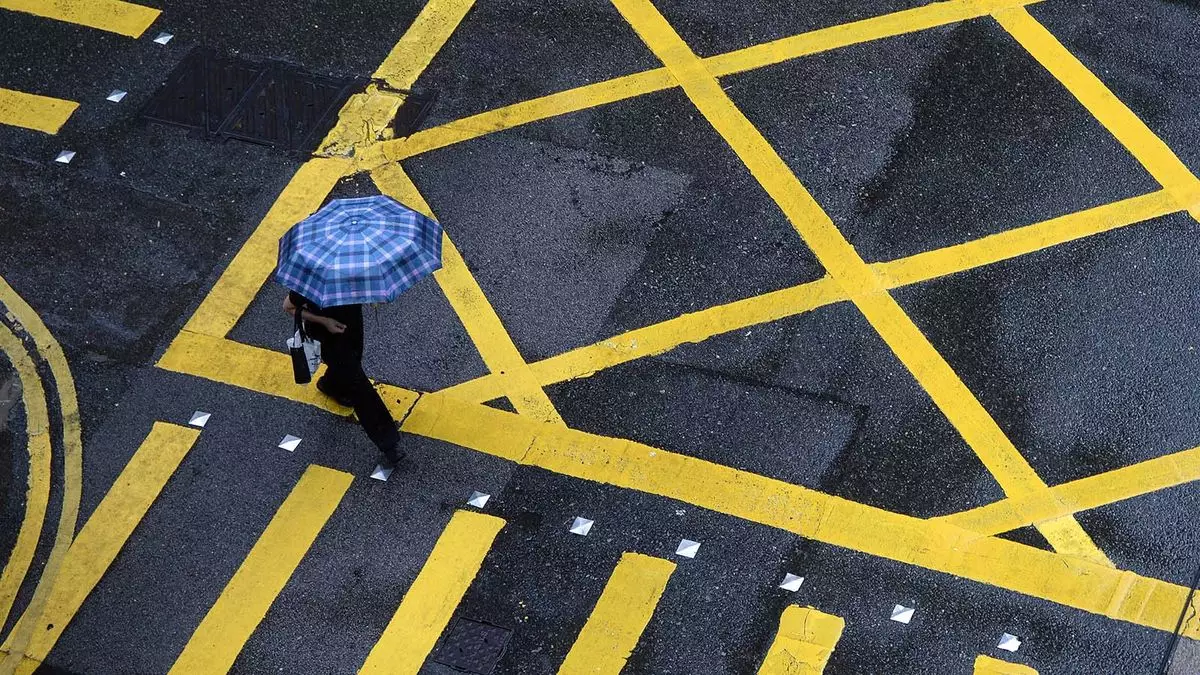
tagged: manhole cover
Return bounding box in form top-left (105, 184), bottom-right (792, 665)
top-left (141, 47), bottom-right (363, 154)
top-left (430, 617), bottom-right (512, 674)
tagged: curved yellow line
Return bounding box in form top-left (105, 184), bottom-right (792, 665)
top-left (0, 277), bottom-right (81, 672)
top-left (0, 321), bottom-right (51, 631)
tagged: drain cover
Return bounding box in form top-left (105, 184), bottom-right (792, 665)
top-left (430, 617), bottom-right (512, 674)
top-left (141, 47), bottom-right (363, 154)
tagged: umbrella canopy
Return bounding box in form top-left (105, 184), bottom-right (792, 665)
top-left (274, 195), bottom-right (443, 307)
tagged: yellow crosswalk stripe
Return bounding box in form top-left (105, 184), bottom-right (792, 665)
top-left (558, 553), bottom-right (675, 674)
top-left (757, 606), bottom-right (845, 674)
top-left (0, 0), bottom-right (159, 37)
top-left (0, 423), bottom-right (200, 674)
top-left (169, 465), bottom-right (352, 675)
top-left (0, 88), bottom-right (77, 135)
top-left (359, 510), bottom-right (505, 674)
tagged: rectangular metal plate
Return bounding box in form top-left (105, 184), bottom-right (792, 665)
top-left (430, 617), bottom-right (512, 675)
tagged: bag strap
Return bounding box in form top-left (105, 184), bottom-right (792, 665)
top-left (294, 302), bottom-right (309, 341)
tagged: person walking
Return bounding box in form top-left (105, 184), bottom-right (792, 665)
top-left (274, 194), bottom-right (444, 472)
top-left (284, 291), bottom-right (403, 467)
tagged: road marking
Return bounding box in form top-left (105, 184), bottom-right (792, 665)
top-left (609, 0), bottom-right (1107, 566)
top-left (0, 89), bottom-right (78, 135)
top-left (558, 553), bottom-right (675, 674)
top-left (994, 7), bottom-right (1200, 222)
top-left (169, 465), bottom-right (352, 675)
top-left (371, 0), bottom-right (1044, 165)
top-left (370, 162), bottom-right (563, 423)
top-left (0, 423), bottom-right (199, 674)
top-left (442, 190), bottom-right (1177, 404)
top-left (0, 276), bottom-right (83, 673)
top-left (975, 655), bottom-right (1037, 674)
top-left (0, 0), bottom-right (159, 37)
top-left (941, 441), bottom-right (1200, 536)
top-left (0, 323), bottom-right (50, 632)
top-left (359, 510), bottom-right (504, 674)
top-left (158, 330), bottom-right (1200, 638)
top-left (321, 0), bottom-right (476, 157)
top-left (756, 605), bottom-right (844, 674)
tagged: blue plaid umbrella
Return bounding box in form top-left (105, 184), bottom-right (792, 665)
top-left (274, 195), bottom-right (443, 307)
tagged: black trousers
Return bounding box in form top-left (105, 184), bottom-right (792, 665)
top-left (319, 335), bottom-right (400, 459)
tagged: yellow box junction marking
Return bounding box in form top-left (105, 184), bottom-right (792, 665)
top-left (370, 162), bottom-right (563, 423)
top-left (169, 465), bottom-right (352, 675)
top-left (757, 606), bottom-right (844, 674)
top-left (0, 323), bottom-right (51, 632)
top-left (443, 190), bottom-right (1178, 405)
top-left (0, 423), bottom-right (199, 675)
top-left (994, 7), bottom-right (1200, 222)
top-left (975, 654), bottom-right (1038, 674)
top-left (608, 0), bottom-right (1108, 565)
top-left (0, 0), bottom-right (159, 37)
top-left (359, 510), bottom-right (505, 674)
top-left (0, 89), bottom-right (77, 135)
top-left (371, 0), bottom-right (1045, 166)
top-left (558, 553), bottom-right (675, 674)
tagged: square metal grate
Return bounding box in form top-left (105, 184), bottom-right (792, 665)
top-left (430, 617), bottom-right (513, 674)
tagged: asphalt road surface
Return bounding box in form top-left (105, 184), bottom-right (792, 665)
top-left (2, 0), bottom-right (1200, 673)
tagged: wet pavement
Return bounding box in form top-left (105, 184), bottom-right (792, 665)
top-left (2, 0), bottom-right (1200, 673)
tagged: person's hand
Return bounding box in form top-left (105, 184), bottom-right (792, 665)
top-left (322, 317), bottom-right (347, 334)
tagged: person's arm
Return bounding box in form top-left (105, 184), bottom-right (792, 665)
top-left (282, 294), bottom-right (346, 334)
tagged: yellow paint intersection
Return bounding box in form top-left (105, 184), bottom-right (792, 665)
top-left (132, 0), bottom-right (1200, 658)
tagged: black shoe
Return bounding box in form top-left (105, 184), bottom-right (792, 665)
top-left (382, 441), bottom-right (406, 466)
top-left (316, 376), bottom-right (354, 407)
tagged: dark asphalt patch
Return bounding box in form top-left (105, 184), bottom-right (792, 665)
top-left (726, 18), bottom-right (1160, 263)
top-left (652, 0), bottom-right (931, 57)
top-left (414, 0), bottom-right (660, 122)
top-left (1031, 0), bottom-right (1200, 176)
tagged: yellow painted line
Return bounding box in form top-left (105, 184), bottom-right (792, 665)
top-left (175, 157), bottom-right (352, 339)
top-left (170, 465), bottom-right (351, 675)
top-left (558, 553), bottom-right (675, 674)
top-left (0, 423), bottom-right (199, 674)
top-left (359, 510), bottom-right (504, 674)
top-left (941, 442), bottom-right (1200, 536)
top-left (0, 276), bottom-right (83, 674)
top-left (370, 163), bottom-right (563, 423)
top-left (444, 190), bottom-right (1177, 405)
top-left (160, 333), bottom-right (1200, 639)
top-left (994, 7), bottom-right (1200, 222)
top-left (321, 0), bottom-right (476, 157)
top-left (756, 605), bottom-right (844, 674)
top-left (0, 0), bottom-right (158, 37)
top-left (372, 0), bottom-right (1042, 165)
top-left (0, 89), bottom-right (78, 135)
top-left (609, 0), bottom-right (1107, 566)
top-left (974, 654), bottom-right (1038, 674)
top-left (0, 323), bottom-right (51, 631)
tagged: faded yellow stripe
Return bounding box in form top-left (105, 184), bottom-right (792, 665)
top-left (757, 606), bottom-right (844, 674)
top-left (359, 510), bottom-right (504, 674)
top-left (374, 0), bottom-right (1042, 165)
top-left (0, 0), bottom-right (159, 37)
top-left (370, 163), bottom-right (563, 423)
top-left (994, 7), bottom-right (1200, 221)
top-left (611, 0), bottom-right (1106, 565)
top-left (1, 423), bottom-right (200, 674)
top-left (974, 655), bottom-right (1038, 674)
top-left (558, 553), bottom-right (675, 674)
top-left (169, 465), bottom-right (352, 675)
top-left (444, 190), bottom-right (1176, 405)
top-left (0, 323), bottom-right (51, 631)
top-left (373, 0), bottom-right (475, 89)
top-left (941, 442), bottom-right (1200, 536)
top-left (176, 157), bottom-right (352, 339)
top-left (0, 89), bottom-right (77, 135)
